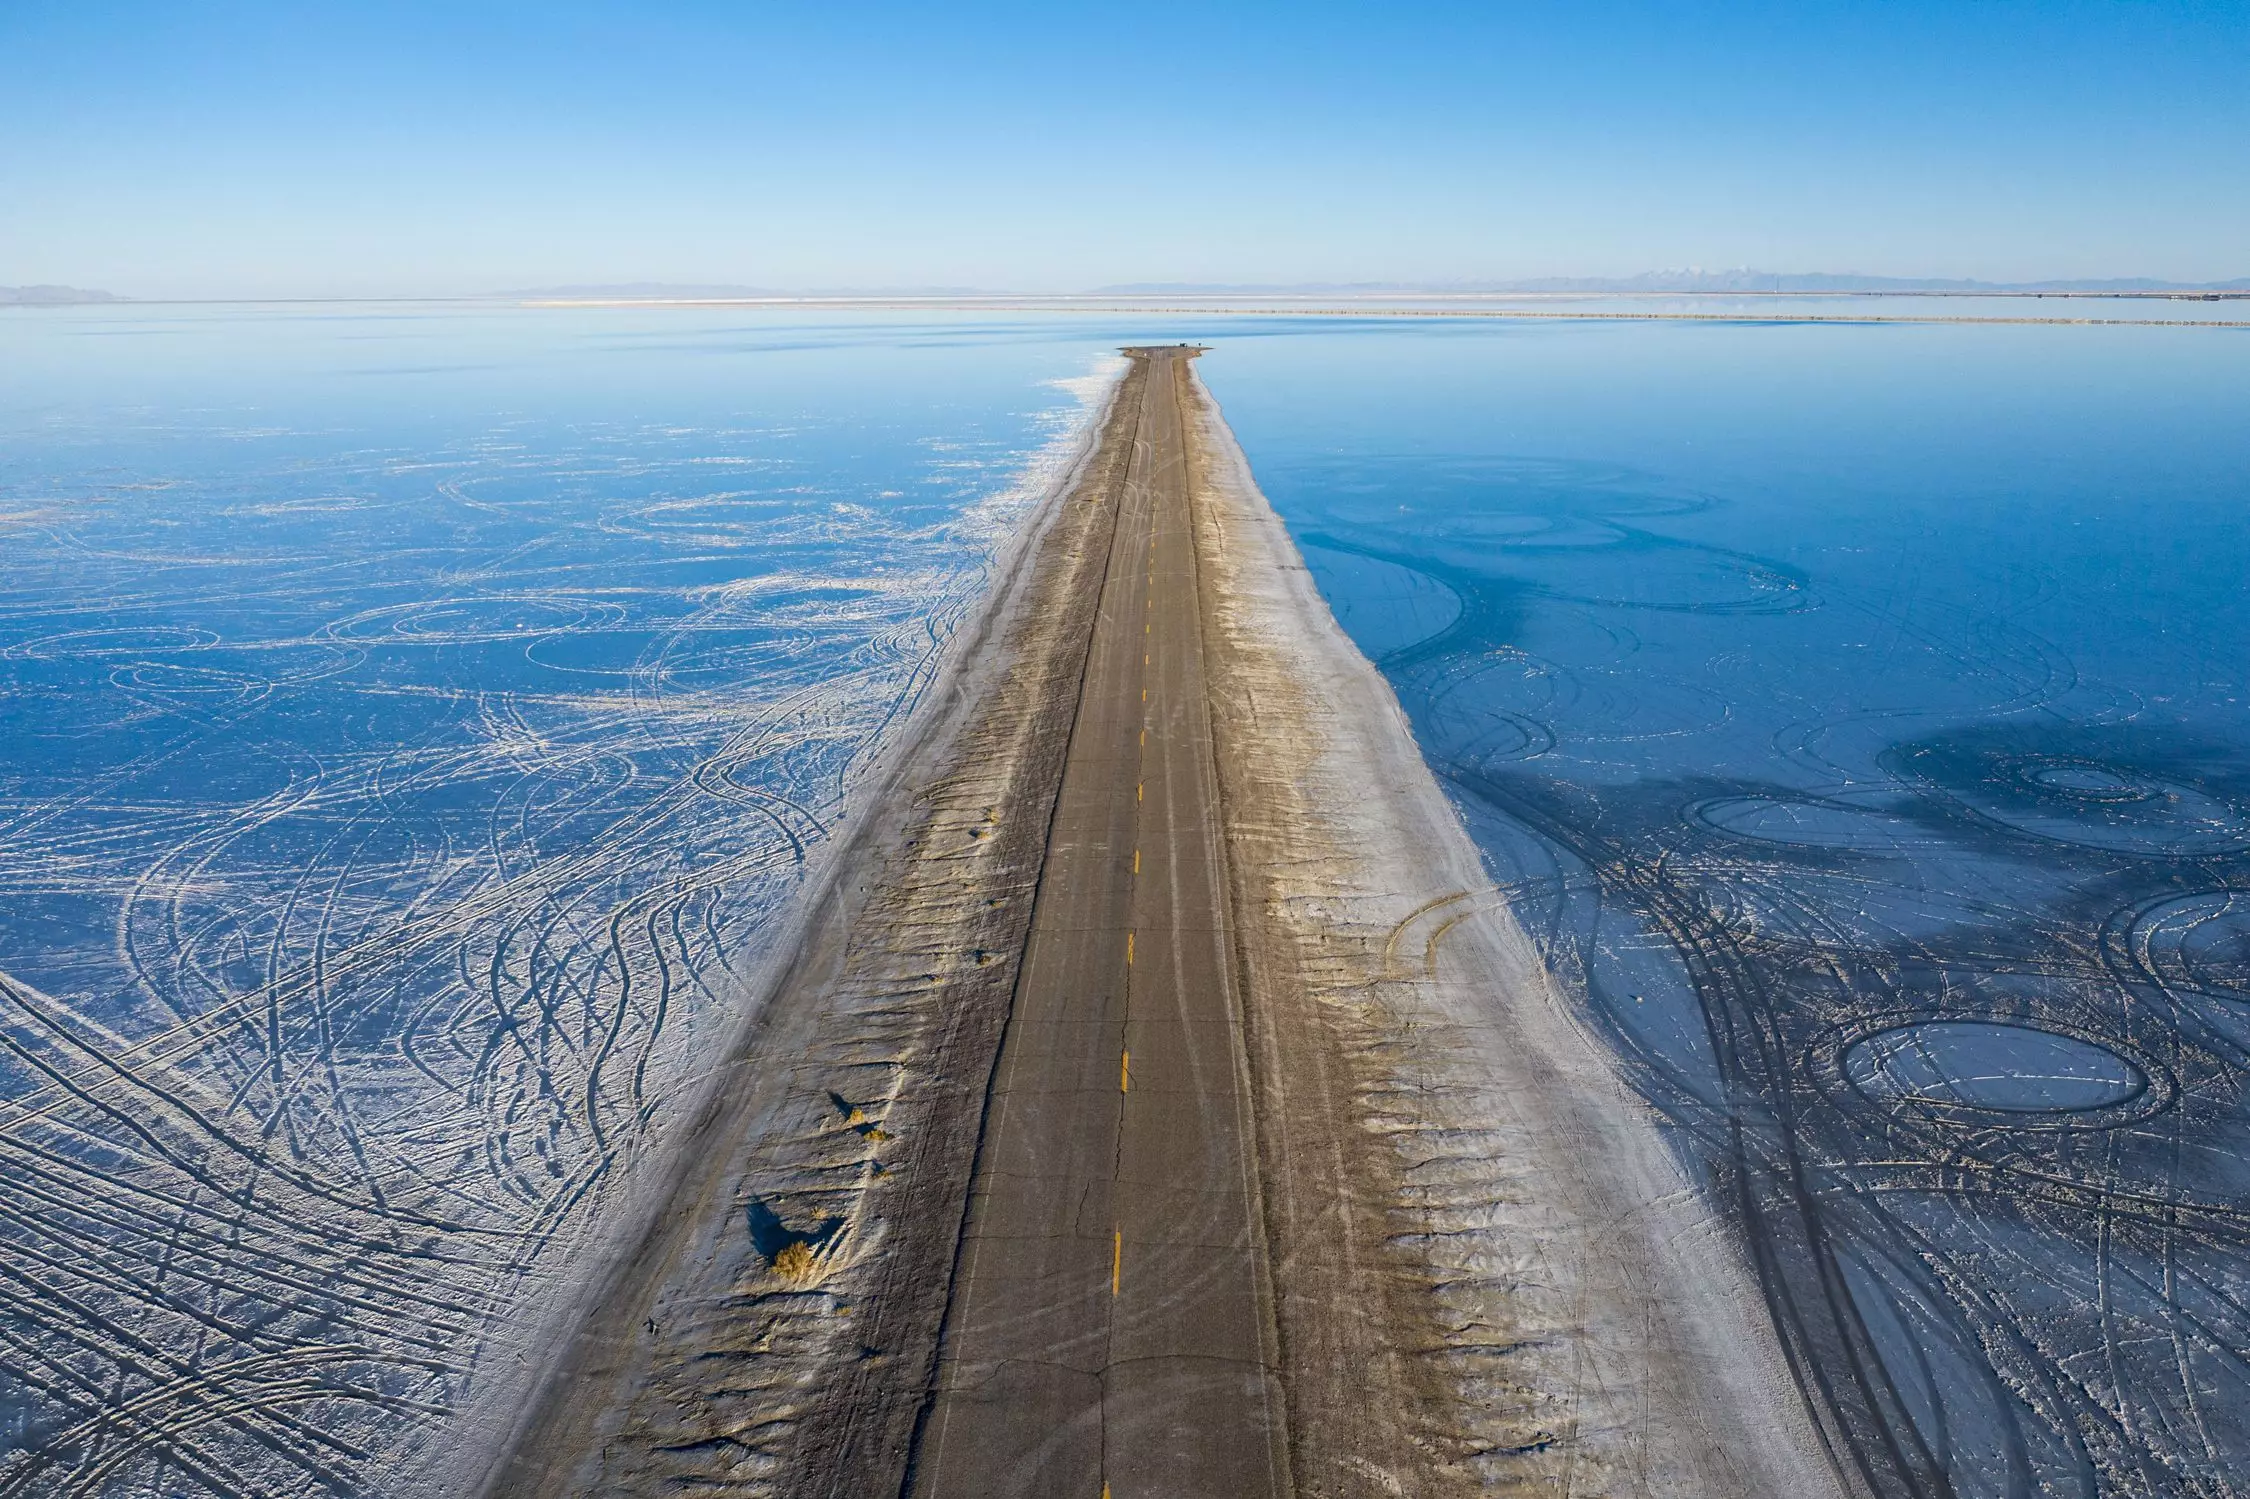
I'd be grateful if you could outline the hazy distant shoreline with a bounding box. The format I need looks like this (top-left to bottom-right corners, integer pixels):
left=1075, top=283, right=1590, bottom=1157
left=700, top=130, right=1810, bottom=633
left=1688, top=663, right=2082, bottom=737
left=11, top=285, right=2245, bottom=331
left=508, top=297, right=2250, bottom=329
left=11, top=273, right=2248, bottom=310
left=0, top=284, right=126, bottom=305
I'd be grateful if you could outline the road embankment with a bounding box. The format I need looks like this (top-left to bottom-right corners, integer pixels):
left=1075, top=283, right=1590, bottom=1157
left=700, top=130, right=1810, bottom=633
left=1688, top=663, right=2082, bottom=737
left=477, top=347, right=1846, bottom=1499
left=1183, top=363, right=1846, bottom=1498
left=477, top=354, right=1148, bottom=1499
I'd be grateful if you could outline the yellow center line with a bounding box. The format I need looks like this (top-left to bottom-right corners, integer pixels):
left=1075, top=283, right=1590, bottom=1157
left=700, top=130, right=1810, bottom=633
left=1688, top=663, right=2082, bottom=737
left=1121, top=1049, right=1130, bottom=1092
left=1112, top=1230, right=1122, bottom=1296
left=1126, top=930, right=1134, bottom=965
left=1136, top=781, right=1143, bottom=803
left=1133, top=848, right=1140, bottom=874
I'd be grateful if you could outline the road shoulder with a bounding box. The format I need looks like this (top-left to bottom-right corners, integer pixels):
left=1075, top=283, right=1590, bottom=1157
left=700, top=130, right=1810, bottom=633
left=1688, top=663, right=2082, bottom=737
left=1184, top=364, right=1847, bottom=1499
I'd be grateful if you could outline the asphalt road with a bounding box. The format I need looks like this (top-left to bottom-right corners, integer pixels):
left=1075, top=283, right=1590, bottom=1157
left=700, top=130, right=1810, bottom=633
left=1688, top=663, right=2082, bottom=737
left=908, top=348, right=1290, bottom=1498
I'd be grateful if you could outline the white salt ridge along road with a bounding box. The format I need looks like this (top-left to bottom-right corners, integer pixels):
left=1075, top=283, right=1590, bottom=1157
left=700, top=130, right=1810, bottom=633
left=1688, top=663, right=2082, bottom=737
left=1184, top=366, right=1842, bottom=1496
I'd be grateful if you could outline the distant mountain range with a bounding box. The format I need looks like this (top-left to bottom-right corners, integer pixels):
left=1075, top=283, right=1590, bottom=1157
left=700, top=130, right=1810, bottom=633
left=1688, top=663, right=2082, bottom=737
left=1094, top=270, right=2250, bottom=296
left=0, top=285, right=125, bottom=305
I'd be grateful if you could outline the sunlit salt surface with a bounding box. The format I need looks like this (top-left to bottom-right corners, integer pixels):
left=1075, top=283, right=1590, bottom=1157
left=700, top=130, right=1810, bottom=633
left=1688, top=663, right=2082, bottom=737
left=0, top=304, right=1118, bottom=1494
left=1207, top=317, right=2250, bottom=1499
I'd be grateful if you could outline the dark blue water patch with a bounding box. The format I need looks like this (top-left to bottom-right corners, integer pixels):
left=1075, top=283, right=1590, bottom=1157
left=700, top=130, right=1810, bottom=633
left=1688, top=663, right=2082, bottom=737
left=1522, top=535, right=1809, bottom=615
left=2123, top=890, right=2250, bottom=1006
left=1298, top=544, right=1462, bottom=659
left=1829, top=1237, right=2091, bottom=1499
left=1688, top=793, right=1952, bottom=854
left=1887, top=724, right=2250, bottom=860
left=1842, top=1020, right=2147, bottom=1116
left=1207, top=316, right=2250, bottom=1499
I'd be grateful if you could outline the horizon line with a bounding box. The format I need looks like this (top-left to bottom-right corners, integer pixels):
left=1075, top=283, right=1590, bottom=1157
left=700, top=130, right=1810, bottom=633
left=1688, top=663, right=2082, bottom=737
left=9, top=271, right=2250, bottom=310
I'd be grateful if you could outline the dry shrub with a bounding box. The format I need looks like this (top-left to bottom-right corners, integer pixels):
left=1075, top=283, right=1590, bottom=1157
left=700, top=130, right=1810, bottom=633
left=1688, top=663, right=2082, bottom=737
left=770, top=1240, right=821, bottom=1286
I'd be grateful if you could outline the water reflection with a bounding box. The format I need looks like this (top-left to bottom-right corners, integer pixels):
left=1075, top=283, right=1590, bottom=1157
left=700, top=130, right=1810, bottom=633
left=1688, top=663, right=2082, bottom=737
left=1219, top=320, right=2250, bottom=1499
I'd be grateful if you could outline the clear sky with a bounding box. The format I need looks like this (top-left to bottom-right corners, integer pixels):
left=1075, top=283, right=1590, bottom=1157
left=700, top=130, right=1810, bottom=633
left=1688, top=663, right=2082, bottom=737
left=3, top=0, right=2245, bottom=297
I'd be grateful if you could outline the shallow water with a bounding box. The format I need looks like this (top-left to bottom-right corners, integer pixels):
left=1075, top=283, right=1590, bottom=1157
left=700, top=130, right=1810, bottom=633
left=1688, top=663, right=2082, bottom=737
left=0, top=304, right=1115, bottom=1492
left=9, top=302, right=2249, bottom=1497
left=1206, top=317, right=2250, bottom=1499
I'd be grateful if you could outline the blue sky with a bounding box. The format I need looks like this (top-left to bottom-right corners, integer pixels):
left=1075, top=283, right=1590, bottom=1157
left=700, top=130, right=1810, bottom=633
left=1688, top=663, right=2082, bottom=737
left=3, top=0, right=2245, bottom=296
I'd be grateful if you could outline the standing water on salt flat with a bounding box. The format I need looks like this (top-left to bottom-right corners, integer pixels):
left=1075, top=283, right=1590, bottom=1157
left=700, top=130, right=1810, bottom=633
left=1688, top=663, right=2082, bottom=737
left=1205, top=317, right=2250, bottom=1499
left=0, top=304, right=1113, bottom=1494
